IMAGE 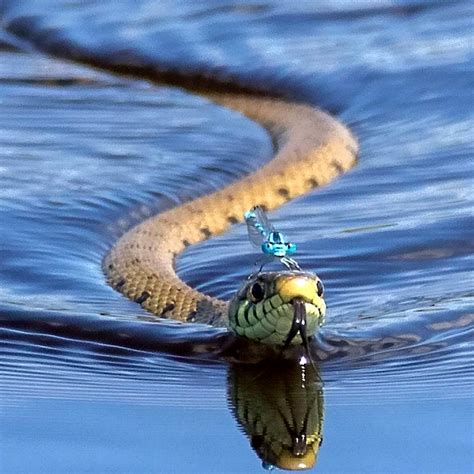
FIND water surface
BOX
[0,0,473,472]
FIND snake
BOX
[104,91,358,345]
[3,14,357,345]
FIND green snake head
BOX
[228,271,325,345]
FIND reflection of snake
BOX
[104,92,357,342]
[229,361,324,470]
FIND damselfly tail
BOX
[244,206,274,248]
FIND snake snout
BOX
[275,274,320,305]
[275,274,325,346]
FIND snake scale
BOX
[104,91,358,331]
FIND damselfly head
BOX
[245,206,299,269]
[261,242,287,257]
[262,233,297,257]
[272,244,288,257]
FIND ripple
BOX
[0,0,472,418]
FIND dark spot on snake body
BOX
[332,160,344,174]
[135,291,150,304]
[108,263,114,270]
[306,178,319,188]
[116,279,126,290]
[182,239,191,247]
[201,227,212,238]
[277,187,290,198]
[160,303,175,317]
[227,216,239,224]
[186,311,197,322]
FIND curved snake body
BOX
[104,92,358,327]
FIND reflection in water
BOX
[0,1,473,472]
[228,360,323,471]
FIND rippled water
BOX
[0,0,473,473]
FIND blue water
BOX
[0,0,473,472]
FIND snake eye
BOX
[316,280,324,297]
[249,282,265,303]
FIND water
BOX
[0,0,473,472]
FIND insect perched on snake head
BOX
[244,206,300,271]
[261,231,297,258]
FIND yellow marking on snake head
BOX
[275,274,319,304]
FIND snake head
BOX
[228,271,325,345]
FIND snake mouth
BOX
[284,298,309,348]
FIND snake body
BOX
[104,92,358,330]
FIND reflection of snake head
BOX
[228,271,325,345]
[228,361,324,471]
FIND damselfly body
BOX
[244,206,301,271]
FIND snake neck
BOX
[104,92,357,326]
